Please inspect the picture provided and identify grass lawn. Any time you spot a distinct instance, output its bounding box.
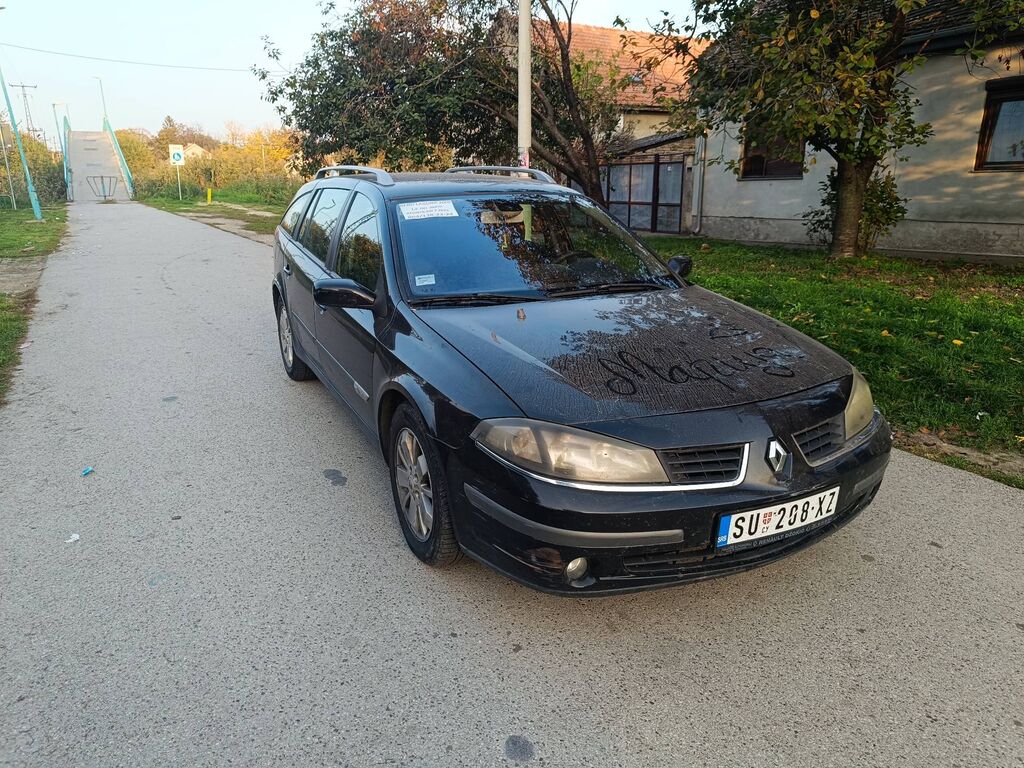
[0,206,68,259]
[0,205,68,401]
[650,236,1024,487]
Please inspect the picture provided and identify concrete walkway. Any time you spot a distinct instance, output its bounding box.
[1,202,1022,767]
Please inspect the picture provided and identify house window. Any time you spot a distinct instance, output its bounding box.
[740,132,804,179]
[975,77,1024,171]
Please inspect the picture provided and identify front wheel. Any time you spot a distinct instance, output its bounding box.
[388,404,461,566]
[277,298,314,381]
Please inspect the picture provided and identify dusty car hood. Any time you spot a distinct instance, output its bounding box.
[415,286,852,423]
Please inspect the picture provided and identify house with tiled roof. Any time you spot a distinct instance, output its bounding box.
[555,23,707,235]
[693,4,1024,260]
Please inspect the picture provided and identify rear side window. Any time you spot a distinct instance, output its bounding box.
[336,192,383,291]
[280,192,311,236]
[299,188,350,263]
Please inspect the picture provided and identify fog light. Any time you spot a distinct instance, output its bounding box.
[565,557,589,581]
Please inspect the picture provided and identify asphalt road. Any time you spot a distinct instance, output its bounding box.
[1,202,1022,768]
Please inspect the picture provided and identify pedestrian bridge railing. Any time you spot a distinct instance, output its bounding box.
[103,116,134,199]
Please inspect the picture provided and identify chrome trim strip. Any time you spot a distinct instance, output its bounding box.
[464,484,685,547]
[475,442,749,493]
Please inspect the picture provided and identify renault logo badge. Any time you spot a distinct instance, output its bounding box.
[766,439,789,474]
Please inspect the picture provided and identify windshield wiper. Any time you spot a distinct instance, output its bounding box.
[546,281,667,298]
[411,292,544,307]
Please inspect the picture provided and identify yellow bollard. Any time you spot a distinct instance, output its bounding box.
[206,187,212,205]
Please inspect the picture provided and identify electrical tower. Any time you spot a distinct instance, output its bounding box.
[8,83,39,138]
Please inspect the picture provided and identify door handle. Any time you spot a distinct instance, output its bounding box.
[282,263,292,276]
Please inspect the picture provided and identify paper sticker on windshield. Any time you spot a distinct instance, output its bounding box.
[415,274,436,286]
[399,200,459,220]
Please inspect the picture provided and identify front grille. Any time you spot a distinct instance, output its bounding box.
[658,444,745,485]
[793,416,845,463]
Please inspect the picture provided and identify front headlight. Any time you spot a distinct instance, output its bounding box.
[471,418,669,484]
[844,369,875,439]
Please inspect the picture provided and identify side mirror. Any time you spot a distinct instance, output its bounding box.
[667,255,693,279]
[313,278,375,309]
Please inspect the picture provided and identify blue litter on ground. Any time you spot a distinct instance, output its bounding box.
[81,466,94,477]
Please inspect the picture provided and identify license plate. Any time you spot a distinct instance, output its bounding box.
[716,487,840,549]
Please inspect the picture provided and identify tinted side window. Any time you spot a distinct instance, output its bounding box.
[280,192,311,236]
[337,192,383,291]
[299,188,350,263]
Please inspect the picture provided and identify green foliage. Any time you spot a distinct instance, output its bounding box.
[115,129,159,176]
[0,124,66,208]
[257,0,636,200]
[0,293,29,402]
[803,168,908,252]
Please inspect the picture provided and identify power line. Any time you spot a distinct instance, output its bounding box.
[0,41,253,72]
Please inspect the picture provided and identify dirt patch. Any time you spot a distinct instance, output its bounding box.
[895,430,1024,476]
[178,213,274,247]
[0,258,46,297]
[216,202,278,218]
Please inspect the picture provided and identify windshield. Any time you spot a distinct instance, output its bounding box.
[392,193,676,300]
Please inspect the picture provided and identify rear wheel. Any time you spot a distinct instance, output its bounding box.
[389,404,461,566]
[277,298,314,381]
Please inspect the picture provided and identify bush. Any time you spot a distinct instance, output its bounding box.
[133,164,204,200]
[0,127,67,208]
[803,167,908,253]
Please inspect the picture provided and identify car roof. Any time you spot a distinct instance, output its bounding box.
[298,171,578,200]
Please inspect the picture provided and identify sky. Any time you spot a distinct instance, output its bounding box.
[0,0,684,146]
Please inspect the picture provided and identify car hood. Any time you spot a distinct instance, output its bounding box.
[415,286,852,423]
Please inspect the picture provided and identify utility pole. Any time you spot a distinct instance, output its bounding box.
[517,0,531,168]
[0,65,43,219]
[8,83,38,138]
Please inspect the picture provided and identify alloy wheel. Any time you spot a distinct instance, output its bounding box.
[278,304,294,368]
[394,427,434,541]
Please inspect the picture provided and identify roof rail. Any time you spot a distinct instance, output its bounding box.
[314,165,395,186]
[444,166,556,184]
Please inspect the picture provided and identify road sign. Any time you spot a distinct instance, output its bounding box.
[168,144,185,166]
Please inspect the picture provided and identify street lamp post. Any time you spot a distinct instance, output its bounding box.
[94,77,108,118]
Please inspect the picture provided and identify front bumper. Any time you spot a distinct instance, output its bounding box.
[448,409,892,596]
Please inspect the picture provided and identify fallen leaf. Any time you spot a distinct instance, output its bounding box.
[918,426,930,434]
[952,339,964,346]
[881,329,891,337]
[1016,436,1024,444]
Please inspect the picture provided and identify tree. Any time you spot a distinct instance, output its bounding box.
[256,0,639,203]
[637,0,1024,257]
[154,116,220,153]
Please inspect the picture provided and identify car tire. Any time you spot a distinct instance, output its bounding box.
[388,404,462,567]
[277,297,315,381]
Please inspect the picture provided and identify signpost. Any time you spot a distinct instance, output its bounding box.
[168,144,185,200]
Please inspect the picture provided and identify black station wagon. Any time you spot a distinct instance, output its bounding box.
[272,165,891,595]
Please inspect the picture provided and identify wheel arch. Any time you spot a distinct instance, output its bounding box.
[377,377,437,464]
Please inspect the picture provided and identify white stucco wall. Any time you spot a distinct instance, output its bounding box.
[697,43,1024,259]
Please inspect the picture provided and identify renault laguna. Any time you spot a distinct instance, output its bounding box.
[272,165,891,595]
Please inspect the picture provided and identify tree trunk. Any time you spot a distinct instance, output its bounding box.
[830,158,875,258]
[581,165,606,207]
